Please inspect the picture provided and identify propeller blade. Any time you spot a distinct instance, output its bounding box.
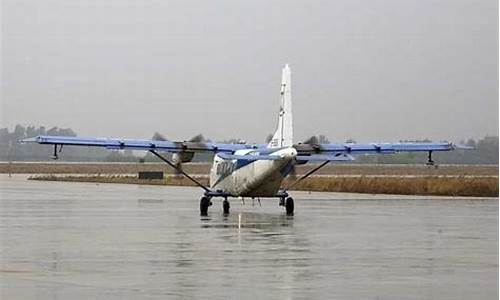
[289,164,297,178]
[152,132,168,141]
[303,135,319,145]
[189,134,205,143]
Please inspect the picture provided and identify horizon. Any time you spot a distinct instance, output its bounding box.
[2,123,498,145]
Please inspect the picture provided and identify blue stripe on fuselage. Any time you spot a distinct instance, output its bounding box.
[235,159,254,170]
[280,161,294,176]
[224,148,287,171]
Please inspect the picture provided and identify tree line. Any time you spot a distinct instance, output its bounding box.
[1,125,497,164]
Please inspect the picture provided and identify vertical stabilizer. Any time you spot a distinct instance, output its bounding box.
[268,64,293,148]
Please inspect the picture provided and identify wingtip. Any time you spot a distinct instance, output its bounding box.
[19,136,40,143]
[453,144,475,150]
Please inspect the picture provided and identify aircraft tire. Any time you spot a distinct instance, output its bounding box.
[223,199,230,215]
[200,197,210,216]
[285,197,294,216]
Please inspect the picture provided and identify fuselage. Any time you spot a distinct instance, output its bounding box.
[209,147,297,197]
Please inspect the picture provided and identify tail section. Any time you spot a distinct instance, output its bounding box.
[268,64,293,148]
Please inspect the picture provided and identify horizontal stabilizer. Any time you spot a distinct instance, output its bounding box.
[217,153,283,161]
[296,154,354,162]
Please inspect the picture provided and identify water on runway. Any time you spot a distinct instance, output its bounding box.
[1,175,498,299]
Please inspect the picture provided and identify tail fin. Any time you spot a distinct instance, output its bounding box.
[268,64,293,148]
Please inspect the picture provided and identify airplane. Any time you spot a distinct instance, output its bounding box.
[22,64,470,216]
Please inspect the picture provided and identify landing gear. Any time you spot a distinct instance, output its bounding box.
[52,144,63,160]
[426,151,439,169]
[426,150,435,166]
[278,192,294,216]
[200,196,212,216]
[285,197,294,216]
[222,198,230,215]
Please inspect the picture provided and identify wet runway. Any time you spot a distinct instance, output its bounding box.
[1,175,498,299]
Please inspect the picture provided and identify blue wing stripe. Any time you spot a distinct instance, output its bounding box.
[23,136,466,157]
[217,153,282,161]
[22,135,258,153]
[317,142,454,153]
[296,154,354,162]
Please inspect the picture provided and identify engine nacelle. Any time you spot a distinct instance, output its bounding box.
[172,152,195,164]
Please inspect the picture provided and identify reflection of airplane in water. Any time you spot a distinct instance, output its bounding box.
[201,212,294,230]
[23,65,470,216]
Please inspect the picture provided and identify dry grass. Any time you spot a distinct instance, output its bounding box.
[30,174,498,197]
[1,162,210,175]
[284,176,498,197]
[29,174,210,187]
[3,162,498,176]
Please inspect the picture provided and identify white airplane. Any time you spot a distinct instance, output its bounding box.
[23,64,468,216]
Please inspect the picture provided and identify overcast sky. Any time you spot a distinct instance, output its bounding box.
[2,0,498,143]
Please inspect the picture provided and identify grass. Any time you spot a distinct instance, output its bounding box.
[29,174,498,197]
[4,162,498,176]
[285,176,498,197]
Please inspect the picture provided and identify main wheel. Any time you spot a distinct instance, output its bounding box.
[223,199,230,215]
[285,197,294,216]
[200,196,210,216]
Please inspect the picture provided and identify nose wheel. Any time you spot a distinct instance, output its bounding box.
[280,196,294,216]
[223,199,230,215]
[200,196,212,216]
[285,197,294,216]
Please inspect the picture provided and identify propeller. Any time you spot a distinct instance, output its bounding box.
[289,135,321,178]
[303,135,320,145]
[172,134,206,175]
[150,133,209,175]
[189,134,205,143]
[152,132,168,142]
[150,132,182,174]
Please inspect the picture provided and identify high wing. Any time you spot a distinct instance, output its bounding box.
[218,153,355,162]
[293,141,473,164]
[295,153,354,162]
[294,142,469,155]
[22,135,261,153]
[217,153,283,161]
